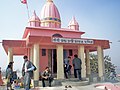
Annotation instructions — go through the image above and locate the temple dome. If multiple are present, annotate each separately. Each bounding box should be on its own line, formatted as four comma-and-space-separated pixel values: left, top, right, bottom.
40, 0, 61, 28
68, 16, 79, 31
28, 10, 40, 27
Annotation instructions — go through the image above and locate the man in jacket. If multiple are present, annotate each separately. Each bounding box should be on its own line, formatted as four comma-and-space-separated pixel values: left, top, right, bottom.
22, 55, 35, 90
72, 54, 82, 80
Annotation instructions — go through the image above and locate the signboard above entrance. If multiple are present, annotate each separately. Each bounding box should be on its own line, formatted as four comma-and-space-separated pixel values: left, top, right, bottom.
52, 37, 94, 44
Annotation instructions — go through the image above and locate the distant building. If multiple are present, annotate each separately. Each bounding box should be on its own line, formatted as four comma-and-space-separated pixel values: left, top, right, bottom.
2, 0, 110, 86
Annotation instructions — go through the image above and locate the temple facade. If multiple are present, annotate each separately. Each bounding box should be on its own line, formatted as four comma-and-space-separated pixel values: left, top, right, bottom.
2, 0, 110, 86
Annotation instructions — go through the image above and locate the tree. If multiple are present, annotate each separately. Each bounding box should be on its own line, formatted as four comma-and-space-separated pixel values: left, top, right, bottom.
90, 54, 98, 74
90, 54, 116, 78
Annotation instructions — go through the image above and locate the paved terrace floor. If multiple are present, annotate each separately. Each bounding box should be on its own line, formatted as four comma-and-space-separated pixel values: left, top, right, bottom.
1, 77, 120, 90
1, 82, 120, 90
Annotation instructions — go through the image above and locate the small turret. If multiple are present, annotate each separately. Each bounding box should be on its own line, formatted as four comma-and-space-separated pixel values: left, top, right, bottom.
68, 16, 79, 31
28, 10, 40, 27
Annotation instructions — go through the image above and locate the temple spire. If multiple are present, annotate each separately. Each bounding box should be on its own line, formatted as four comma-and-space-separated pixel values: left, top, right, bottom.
40, 0, 61, 28
33, 10, 36, 16
47, 0, 53, 2
28, 10, 40, 27
68, 16, 79, 31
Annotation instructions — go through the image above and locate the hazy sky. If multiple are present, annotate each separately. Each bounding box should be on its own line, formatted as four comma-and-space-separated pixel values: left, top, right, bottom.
0, 0, 120, 71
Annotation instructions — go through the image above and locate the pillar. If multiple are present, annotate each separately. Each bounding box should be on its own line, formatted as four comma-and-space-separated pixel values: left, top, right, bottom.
86, 49, 92, 81
8, 47, 13, 63
33, 43, 40, 87
30, 47, 33, 62
86, 49, 91, 76
56, 45, 64, 79
78, 45, 86, 79
8, 47, 13, 70
97, 46, 104, 81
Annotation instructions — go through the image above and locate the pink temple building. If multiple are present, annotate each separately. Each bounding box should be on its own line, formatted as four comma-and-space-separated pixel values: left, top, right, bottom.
2, 0, 110, 86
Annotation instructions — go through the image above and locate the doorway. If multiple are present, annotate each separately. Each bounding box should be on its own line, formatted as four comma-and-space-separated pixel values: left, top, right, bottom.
52, 49, 57, 73
49, 49, 68, 74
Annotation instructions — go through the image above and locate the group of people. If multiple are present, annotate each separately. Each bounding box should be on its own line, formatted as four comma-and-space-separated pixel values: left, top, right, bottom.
64, 54, 82, 81
4, 55, 52, 90
4, 55, 35, 90
4, 54, 82, 90
22, 55, 52, 90
22, 54, 82, 90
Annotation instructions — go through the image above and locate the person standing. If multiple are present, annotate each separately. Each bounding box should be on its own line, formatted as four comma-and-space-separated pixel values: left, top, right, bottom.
6, 64, 13, 90
64, 56, 71, 78
0, 67, 4, 86
5, 62, 14, 79
22, 55, 35, 90
72, 54, 82, 80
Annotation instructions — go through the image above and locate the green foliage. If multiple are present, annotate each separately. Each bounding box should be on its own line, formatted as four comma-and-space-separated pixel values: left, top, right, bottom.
90, 54, 116, 77
90, 54, 98, 74
104, 55, 116, 78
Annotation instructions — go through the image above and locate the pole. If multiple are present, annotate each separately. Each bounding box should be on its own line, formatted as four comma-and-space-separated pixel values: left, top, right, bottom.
26, 3, 30, 19
20, 0, 30, 19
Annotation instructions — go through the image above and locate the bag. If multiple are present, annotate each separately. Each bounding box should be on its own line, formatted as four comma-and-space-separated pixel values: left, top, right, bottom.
32, 63, 37, 71
29, 62, 37, 78
22, 62, 25, 77
27, 61, 37, 71
22, 69, 25, 76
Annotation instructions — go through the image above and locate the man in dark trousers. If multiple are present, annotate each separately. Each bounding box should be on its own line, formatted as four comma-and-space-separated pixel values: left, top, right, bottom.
64, 56, 72, 79
41, 67, 52, 87
72, 54, 82, 80
22, 55, 35, 90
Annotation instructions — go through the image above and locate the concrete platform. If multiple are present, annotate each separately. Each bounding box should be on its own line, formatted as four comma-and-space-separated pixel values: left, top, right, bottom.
62, 78, 89, 86
1, 82, 120, 90
1, 78, 120, 90
39, 78, 89, 87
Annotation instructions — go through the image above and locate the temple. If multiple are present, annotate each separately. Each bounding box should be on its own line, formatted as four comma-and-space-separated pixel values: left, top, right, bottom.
2, 0, 110, 86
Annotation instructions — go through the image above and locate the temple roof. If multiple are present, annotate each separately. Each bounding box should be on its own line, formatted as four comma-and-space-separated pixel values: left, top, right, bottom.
40, 0, 61, 28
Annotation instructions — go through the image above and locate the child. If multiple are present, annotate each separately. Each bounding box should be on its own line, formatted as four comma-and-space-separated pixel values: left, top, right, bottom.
12, 80, 20, 89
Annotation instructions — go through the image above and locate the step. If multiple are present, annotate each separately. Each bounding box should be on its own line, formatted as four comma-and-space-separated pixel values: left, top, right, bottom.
38, 78, 90, 87
61, 78, 90, 86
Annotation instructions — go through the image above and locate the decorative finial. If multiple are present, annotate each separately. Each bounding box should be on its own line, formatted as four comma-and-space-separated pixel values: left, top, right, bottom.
47, 0, 53, 2
33, 10, 36, 16
72, 16, 76, 21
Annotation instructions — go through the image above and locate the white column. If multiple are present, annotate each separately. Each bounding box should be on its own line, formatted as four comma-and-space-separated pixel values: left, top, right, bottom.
57, 45, 64, 79
30, 47, 33, 62
33, 43, 40, 87
78, 45, 86, 79
97, 46, 104, 81
8, 47, 13, 63
86, 49, 91, 76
